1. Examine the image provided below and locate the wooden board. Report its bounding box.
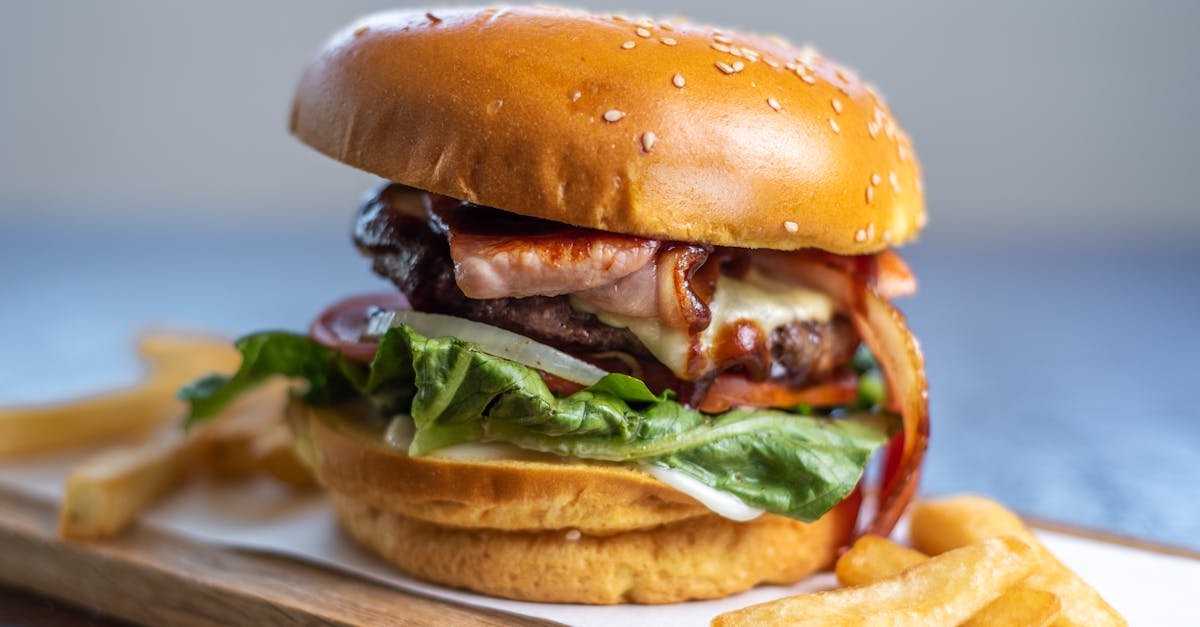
[0,486,559,627]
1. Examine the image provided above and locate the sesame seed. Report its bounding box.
[799,71,816,85]
[640,131,657,152]
[636,27,652,38]
[660,37,677,46]
[729,47,743,58]
[867,223,876,239]
[835,68,849,83]
[866,82,884,103]
[621,40,636,49]
[767,97,782,111]
[765,57,781,68]
[831,98,843,114]
[889,171,900,190]
[732,60,745,72]
[425,12,442,24]
[659,21,674,31]
[867,121,880,138]
[855,229,867,242]
[865,185,875,204]
[571,91,582,102]
[565,529,582,541]
[742,48,760,61]
[672,73,686,88]
[603,109,625,122]
[783,220,799,233]
[829,118,840,133]
[637,18,655,28]
[871,172,882,186]
[353,25,369,37]
[715,61,737,74]
[486,99,503,115]
[768,35,792,48]
[714,34,733,44]
[711,42,731,53]
[612,14,630,22]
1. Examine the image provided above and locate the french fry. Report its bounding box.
[196,385,285,480]
[835,534,926,585]
[58,381,290,540]
[0,333,238,458]
[137,332,240,376]
[251,422,317,489]
[712,536,1036,627]
[1,382,188,458]
[58,429,202,540]
[836,535,1060,627]
[968,588,1062,627]
[910,495,1127,627]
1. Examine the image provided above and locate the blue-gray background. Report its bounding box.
[2,2,1197,548]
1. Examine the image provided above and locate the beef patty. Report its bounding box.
[353,184,859,388]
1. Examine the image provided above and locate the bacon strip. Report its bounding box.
[573,260,658,318]
[754,249,916,299]
[752,250,929,538]
[448,227,660,299]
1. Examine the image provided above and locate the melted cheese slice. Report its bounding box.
[573,271,834,377]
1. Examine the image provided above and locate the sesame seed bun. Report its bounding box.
[290,6,926,253]
[291,401,860,603]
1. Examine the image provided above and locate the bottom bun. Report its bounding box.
[296,402,860,604]
[332,493,858,604]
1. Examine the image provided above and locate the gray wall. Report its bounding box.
[2,1,1197,238]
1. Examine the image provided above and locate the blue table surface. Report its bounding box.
[2,223,1197,550]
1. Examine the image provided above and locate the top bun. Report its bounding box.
[291,6,925,253]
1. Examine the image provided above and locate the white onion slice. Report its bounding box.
[645,465,765,522]
[364,309,608,387]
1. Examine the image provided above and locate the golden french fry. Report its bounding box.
[58,381,289,540]
[910,495,1126,627]
[836,535,1060,627]
[1,382,186,458]
[197,382,291,480]
[58,429,201,540]
[137,331,240,375]
[835,534,926,586]
[713,536,1036,627]
[968,587,1061,627]
[0,333,238,458]
[251,422,316,489]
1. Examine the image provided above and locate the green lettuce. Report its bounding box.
[180,326,897,521]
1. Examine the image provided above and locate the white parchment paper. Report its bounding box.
[2,447,1197,626]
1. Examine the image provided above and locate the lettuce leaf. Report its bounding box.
[180,326,896,521]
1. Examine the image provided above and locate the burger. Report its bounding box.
[182,6,930,604]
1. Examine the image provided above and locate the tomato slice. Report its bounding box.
[697,372,859,413]
[310,293,410,362]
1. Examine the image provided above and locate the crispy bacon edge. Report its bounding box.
[757,252,929,538]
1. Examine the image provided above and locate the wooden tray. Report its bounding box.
[0,486,557,627]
